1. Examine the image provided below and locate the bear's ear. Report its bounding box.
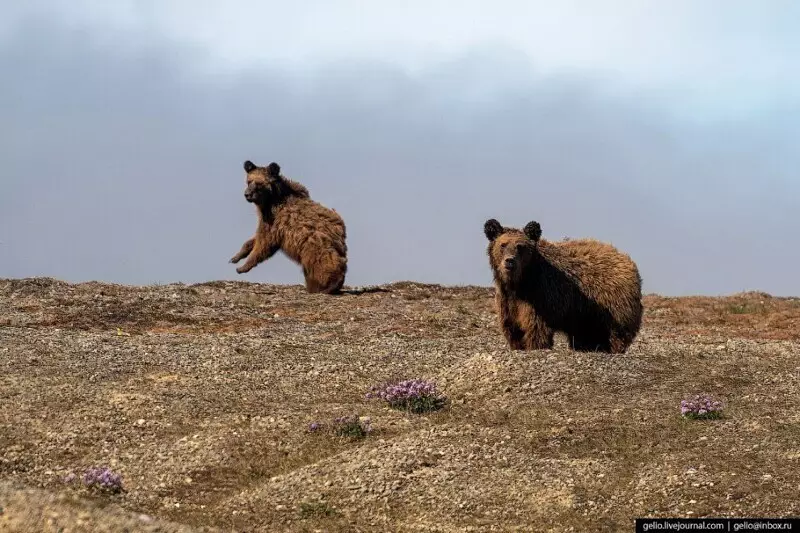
[523,221,542,242]
[484,219,503,241]
[243,160,256,173]
[266,162,281,178]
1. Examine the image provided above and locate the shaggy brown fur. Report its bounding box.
[230,161,347,294]
[484,219,643,353]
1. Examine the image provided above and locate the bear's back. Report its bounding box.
[272,197,347,260]
[539,238,642,318]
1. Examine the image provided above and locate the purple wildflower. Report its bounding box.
[366,378,446,413]
[80,466,123,493]
[63,472,77,484]
[308,422,322,432]
[681,394,724,420]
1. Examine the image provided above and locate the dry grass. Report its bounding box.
[1,278,799,532]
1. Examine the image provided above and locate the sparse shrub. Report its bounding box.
[681,394,724,420]
[307,415,372,439]
[366,379,446,413]
[332,414,372,438]
[726,301,766,315]
[64,466,123,493]
[299,501,337,518]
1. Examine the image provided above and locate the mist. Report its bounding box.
[1,15,798,295]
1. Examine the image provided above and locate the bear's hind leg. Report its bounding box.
[304,275,323,293]
[303,256,346,295]
[608,330,632,354]
[570,335,611,353]
[321,272,345,294]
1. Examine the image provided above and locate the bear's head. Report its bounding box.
[484,219,542,283]
[242,160,285,205]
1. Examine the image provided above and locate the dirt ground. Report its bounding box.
[1,277,799,532]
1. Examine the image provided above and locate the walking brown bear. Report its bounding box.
[230,160,347,294]
[483,218,643,353]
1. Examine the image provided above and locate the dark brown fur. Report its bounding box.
[230,161,347,294]
[484,219,643,353]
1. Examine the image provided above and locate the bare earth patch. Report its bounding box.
[1,278,799,532]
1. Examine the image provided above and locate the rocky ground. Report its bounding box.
[1,277,799,532]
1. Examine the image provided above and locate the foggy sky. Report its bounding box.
[1,4,798,295]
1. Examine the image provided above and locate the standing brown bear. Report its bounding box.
[230,160,347,294]
[484,218,643,353]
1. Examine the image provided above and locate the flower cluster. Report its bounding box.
[681,394,724,419]
[64,466,123,493]
[366,379,446,413]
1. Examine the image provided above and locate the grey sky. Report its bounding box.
[1,2,798,295]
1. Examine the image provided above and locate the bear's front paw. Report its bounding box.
[236,265,250,274]
[229,256,241,264]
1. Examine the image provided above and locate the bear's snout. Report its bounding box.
[504,258,516,270]
[244,184,259,203]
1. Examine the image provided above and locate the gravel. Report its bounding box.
[1,278,798,532]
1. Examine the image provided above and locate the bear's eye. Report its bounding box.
[516,244,524,252]
[499,243,507,250]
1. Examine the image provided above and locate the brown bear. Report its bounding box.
[484,218,643,353]
[230,160,347,294]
